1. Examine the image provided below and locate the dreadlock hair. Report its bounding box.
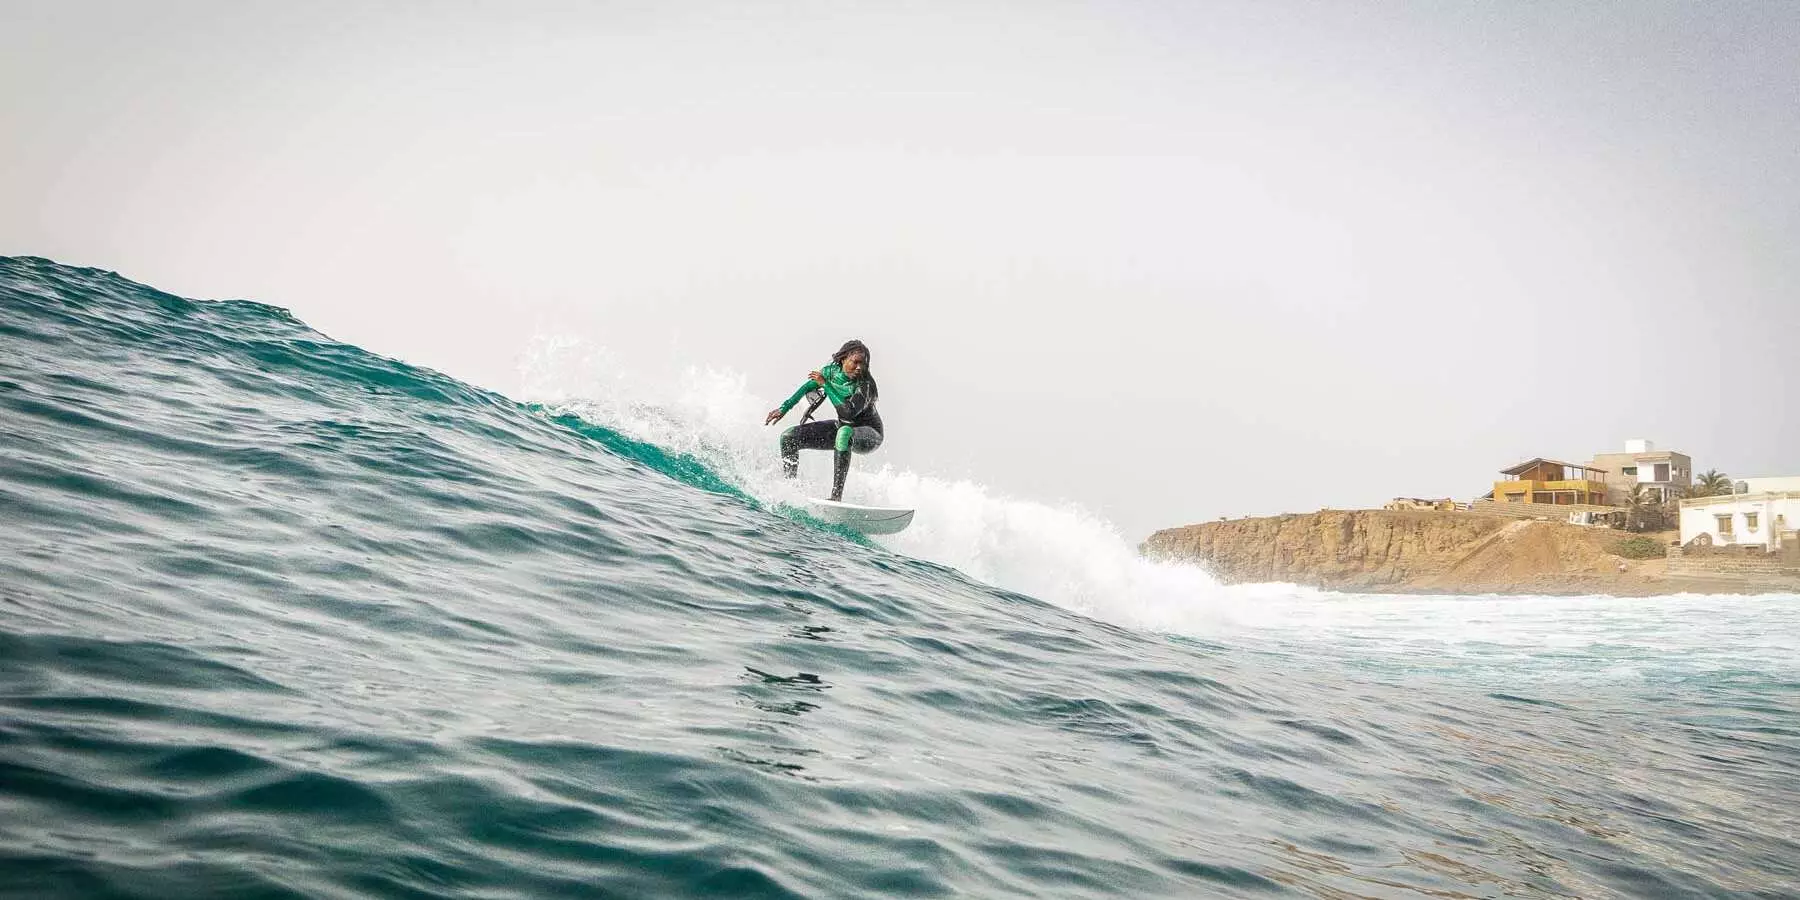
[831,339,878,401]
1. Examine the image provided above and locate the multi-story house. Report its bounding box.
[1492,458,1611,506]
[1589,439,1692,504]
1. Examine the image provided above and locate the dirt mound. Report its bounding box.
[1418,521,1625,587]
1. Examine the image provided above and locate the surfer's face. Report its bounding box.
[841,352,866,379]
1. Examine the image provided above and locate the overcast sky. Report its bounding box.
[4,0,1796,538]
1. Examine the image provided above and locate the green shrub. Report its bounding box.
[1614,536,1664,560]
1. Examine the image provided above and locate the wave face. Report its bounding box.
[3,255,1797,898]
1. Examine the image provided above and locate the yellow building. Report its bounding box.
[1492,458,1610,506]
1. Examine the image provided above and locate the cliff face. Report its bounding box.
[1142,510,1512,589]
[1140,509,1680,594]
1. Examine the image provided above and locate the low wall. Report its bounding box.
[1471,500,1618,520]
[1665,551,1800,588]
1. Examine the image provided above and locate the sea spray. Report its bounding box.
[515,332,1250,632]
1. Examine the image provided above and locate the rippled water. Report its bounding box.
[2,255,1796,898]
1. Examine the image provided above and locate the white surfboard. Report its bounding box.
[804,498,915,535]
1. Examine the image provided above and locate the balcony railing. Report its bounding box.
[1491,480,1610,507]
[1494,479,1607,494]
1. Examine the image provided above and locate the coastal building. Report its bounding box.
[1385,497,1456,512]
[1492,458,1610,506]
[1589,439,1692,504]
[1679,479,1800,551]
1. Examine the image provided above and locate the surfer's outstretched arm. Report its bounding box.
[765,368,839,425]
[764,378,818,425]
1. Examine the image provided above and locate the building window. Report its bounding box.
[1621,466,1637,477]
[1717,514,1734,535]
[1654,463,1670,482]
[1747,513,1759,531]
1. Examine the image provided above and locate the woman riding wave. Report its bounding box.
[764,339,883,501]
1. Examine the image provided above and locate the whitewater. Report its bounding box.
[2,255,1797,898]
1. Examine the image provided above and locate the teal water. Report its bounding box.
[2,255,1797,898]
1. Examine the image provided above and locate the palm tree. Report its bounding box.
[1623,483,1668,532]
[1692,469,1731,498]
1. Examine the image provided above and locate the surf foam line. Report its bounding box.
[514,333,1275,635]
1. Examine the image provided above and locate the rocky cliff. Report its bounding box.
[1141,509,1713,595]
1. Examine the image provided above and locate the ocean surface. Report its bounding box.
[2,254,1797,899]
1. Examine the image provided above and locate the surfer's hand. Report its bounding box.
[764,408,784,426]
[808,370,825,385]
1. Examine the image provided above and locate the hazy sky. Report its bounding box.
[4,0,1796,538]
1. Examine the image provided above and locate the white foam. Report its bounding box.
[516,334,1245,635]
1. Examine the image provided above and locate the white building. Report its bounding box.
[1679,481,1800,551]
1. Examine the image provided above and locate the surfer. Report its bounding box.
[764,339,883,501]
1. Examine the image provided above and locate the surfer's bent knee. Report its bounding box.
[849,426,883,455]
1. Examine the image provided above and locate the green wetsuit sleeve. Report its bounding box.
[778,380,817,414]
[779,363,854,413]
